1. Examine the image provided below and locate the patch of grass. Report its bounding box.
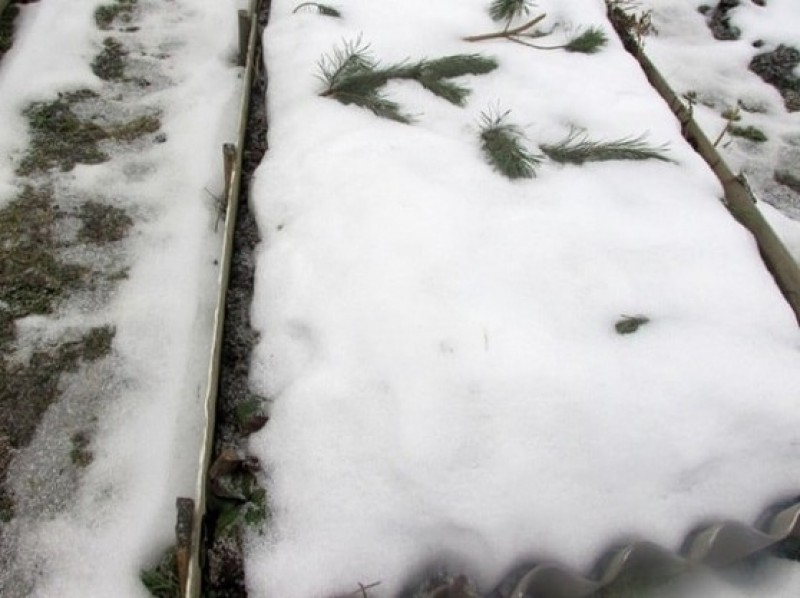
[0,326,115,449]
[78,201,133,244]
[94,0,136,30]
[729,125,768,142]
[140,548,180,598]
[109,115,161,141]
[92,37,127,81]
[0,5,19,58]
[0,186,88,318]
[19,92,110,174]
[69,431,93,468]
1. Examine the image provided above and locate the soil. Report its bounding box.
[703,0,742,41]
[749,45,800,112]
[204,2,271,595]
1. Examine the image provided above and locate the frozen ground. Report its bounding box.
[246,0,800,596]
[0,0,241,595]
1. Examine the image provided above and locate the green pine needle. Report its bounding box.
[489,0,534,23]
[293,2,341,17]
[318,40,497,119]
[479,108,541,179]
[541,131,671,164]
[564,26,608,54]
[422,54,499,79]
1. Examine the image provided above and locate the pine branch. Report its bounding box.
[464,13,547,42]
[511,26,608,53]
[479,108,541,179]
[489,0,534,24]
[293,2,341,17]
[318,41,498,119]
[541,131,671,164]
[421,54,499,78]
[564,27,608,53]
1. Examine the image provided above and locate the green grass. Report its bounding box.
[78,202,134,245]
[92,37,127,81]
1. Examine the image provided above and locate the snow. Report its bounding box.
[0,0,242,595]
[246,0,800,596]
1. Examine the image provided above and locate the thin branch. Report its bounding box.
[464,13,546,42]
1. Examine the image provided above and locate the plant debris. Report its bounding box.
[478,108,541,179]
[615,315,650,335]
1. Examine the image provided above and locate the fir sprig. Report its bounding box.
[479,108,541,179]
[318,40,498,120]
[489,0,534,24]
[541,130,671,164]
[564,26,608,53]
[293,2,341,17]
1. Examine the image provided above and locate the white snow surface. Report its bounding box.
[0,0,241,595]
[247,0,800,596]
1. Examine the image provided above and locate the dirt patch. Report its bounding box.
[205,2,271,595]
[92,37,127,81]
[749,45,800,112]
[110,114,161,141]
[19,91,110,174]
[701,0,741,41]
[0,325,114,450]
[78,201,134,244]
[0,186,88,320]
[95,0,137,31]
[0,4,19,60]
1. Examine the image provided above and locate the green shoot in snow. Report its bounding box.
[541,130,671,164]
[479,108,541,179]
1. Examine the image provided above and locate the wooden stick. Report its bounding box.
[463,13,546,42]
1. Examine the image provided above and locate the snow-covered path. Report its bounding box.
[0,0,241,595]
[245,0,800,595]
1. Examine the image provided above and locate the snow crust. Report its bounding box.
[247,0,800,595]
[0,0,241,595]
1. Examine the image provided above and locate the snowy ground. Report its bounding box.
[0,0,241,595]
[246,0,800,596]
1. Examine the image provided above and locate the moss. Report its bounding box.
[730,125,768,142]
[94,0,136,31]
[91,37,127,81]
[140,548,180,598]
[78,201,133,244]
[0,5,19,58]
[0,186,88,318]
[69,431,93,468]
[0,326,115,449]
[80,325,115,361]
[0,308,14,354]
[110,115,161,141]
[19,92,110,174]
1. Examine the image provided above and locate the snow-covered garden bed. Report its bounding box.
[245,0,800,595]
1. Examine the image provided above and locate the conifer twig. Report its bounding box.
[541,130,671,164]
[293,2,341,17]
[464,13,546,42]
[318,40,498,121]
[479,107,541,179]
[510,26,608,54]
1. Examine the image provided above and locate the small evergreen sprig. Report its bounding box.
[318,39,498,122]
[489,0,534,25]
[479,108,542,179]
[293,2,341,17]
[541,130,671,164]
[511,26,608,54]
